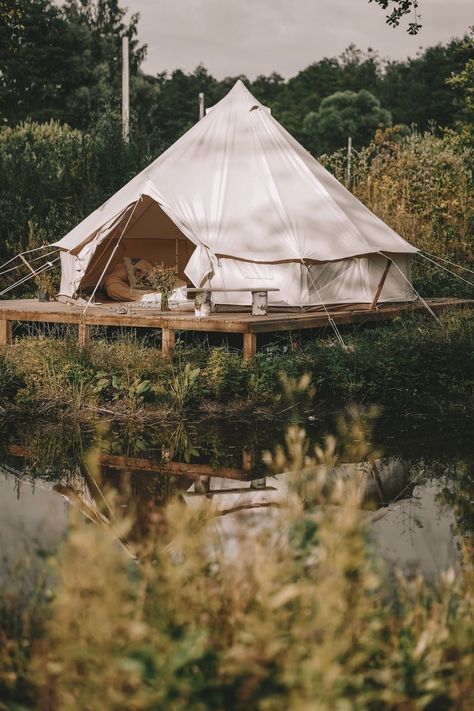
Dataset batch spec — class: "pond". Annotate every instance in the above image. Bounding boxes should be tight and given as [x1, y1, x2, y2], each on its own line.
[1, 410, 472, 592]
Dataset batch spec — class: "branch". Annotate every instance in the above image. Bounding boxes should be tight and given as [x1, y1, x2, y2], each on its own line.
[369, 0, 422, 35]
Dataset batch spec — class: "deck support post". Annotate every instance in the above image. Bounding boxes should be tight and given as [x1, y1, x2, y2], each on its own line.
[162, 327, 175, 357]
[0, 319, 12, 346]
[243, 332, 257, 360]
[78, 323, 90, 349]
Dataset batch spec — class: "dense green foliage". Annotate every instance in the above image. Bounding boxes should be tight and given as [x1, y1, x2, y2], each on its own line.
[0, 0, 145, 128]
[0, 1, 473, 274]
[303, 89, 392, 154]
[0, 114, 152, 259]
[0, 309, 473, 418]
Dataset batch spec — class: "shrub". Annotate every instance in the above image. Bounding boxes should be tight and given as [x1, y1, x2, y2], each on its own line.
[1, 415, 472, 709]
[321, 131, 474, 297]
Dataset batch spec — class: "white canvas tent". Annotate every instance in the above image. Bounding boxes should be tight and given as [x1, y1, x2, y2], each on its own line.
[53, 80, 417, 308]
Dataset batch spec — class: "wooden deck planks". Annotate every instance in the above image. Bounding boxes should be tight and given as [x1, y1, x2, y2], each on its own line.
[0, 298, 472, 355]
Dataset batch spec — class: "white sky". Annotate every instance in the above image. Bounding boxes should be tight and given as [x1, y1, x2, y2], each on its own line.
[125, 0, 473, 79]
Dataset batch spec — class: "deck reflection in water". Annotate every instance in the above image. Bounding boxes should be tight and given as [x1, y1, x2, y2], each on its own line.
[1, 437, 461, 579]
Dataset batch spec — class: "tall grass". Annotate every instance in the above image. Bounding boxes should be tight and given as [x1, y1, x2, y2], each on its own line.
[322, 131, 474, 298]
[1, 410, 472, 709]
[1, 308, 474, 419]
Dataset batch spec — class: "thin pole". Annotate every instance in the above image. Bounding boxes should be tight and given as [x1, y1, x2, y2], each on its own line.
[347, 136, 352, 186]
[370, 258, 391, 310]
[122, 35, 129, 142]
[83, 198, 142, 314]
[199, 92, 205, 120]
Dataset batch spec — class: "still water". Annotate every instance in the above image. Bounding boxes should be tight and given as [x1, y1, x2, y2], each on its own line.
[1, 412, 472, 588]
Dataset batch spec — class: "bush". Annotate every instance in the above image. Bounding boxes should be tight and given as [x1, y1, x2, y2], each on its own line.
[321, 131, 474, 297]
[1, 416, 472, 709]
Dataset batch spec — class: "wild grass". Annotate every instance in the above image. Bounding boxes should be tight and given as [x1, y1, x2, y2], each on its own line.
[0, 410, 473, 710]
[1, 308, 472, 420]
[321, 131, 474, 298]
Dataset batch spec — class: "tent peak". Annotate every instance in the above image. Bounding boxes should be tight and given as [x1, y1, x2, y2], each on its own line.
[229, 79, 255, 96]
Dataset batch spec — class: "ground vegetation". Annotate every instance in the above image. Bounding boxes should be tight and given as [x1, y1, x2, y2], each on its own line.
[0, 309, 473, 420]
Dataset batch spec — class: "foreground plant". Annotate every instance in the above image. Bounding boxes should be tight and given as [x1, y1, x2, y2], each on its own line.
[0, 409, 470, 710]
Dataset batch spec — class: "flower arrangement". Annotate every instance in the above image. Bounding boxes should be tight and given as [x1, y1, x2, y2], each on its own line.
[144, 264, 178, 311]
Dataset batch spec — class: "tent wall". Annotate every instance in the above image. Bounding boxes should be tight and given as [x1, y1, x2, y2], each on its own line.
[205, 253, 413, 307]
[57, 190, 414, 306]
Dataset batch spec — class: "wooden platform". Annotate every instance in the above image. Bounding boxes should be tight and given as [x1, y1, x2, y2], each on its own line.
[0, 298, 471, 359]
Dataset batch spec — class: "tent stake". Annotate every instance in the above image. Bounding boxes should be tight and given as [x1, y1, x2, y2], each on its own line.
[370, 258, 391, 310]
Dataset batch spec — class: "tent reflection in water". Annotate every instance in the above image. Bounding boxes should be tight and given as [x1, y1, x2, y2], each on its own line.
[54, 80, 417, 309]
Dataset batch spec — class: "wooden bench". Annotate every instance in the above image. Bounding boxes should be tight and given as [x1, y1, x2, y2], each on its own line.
[186, 287, 280, 317]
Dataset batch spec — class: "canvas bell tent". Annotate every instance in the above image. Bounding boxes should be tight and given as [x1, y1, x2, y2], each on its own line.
[53, 80, 417, 308]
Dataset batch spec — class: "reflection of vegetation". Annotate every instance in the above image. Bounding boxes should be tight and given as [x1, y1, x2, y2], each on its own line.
[439, 460, 474, 554]
[1, 417, 473, 709]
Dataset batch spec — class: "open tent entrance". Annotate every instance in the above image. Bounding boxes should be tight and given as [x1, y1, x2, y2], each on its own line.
[78, 196, 195, 293]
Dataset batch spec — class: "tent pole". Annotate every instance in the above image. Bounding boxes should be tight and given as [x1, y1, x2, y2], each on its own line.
[370, 258, 391, 310]
[83, 198, 142, 314]
[122, 36, 129, 142]
[347, 136, 352, 186]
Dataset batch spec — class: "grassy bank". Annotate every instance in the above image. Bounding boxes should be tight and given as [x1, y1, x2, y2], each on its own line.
[1, 417, 472, 710]
[0, 309, 473, 421]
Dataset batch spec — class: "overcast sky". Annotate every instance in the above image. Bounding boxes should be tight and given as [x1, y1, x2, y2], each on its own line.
[124, 0, 473, 79]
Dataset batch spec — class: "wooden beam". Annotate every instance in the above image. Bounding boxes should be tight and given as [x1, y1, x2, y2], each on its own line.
[243, 332, 257, 360]
[19, 254, 37, 276]
[162, 327, 175, 356]
[242, 447, 253, 471]
[78, 323, 90, 348]
[370, 258, 392, 310]
[0, 319, 12, 346]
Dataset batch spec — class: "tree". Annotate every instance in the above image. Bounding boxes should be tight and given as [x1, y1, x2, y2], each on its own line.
[379, 36, 474, 130]
[369, 0, 422, 34]
[0, 0, 146, 128]
[303, 89, 391, 155]
[446, 30, 474, 136]
[0, 0, 23, 50]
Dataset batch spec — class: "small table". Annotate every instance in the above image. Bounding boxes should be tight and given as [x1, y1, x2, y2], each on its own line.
[186, 287, 280, 317]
